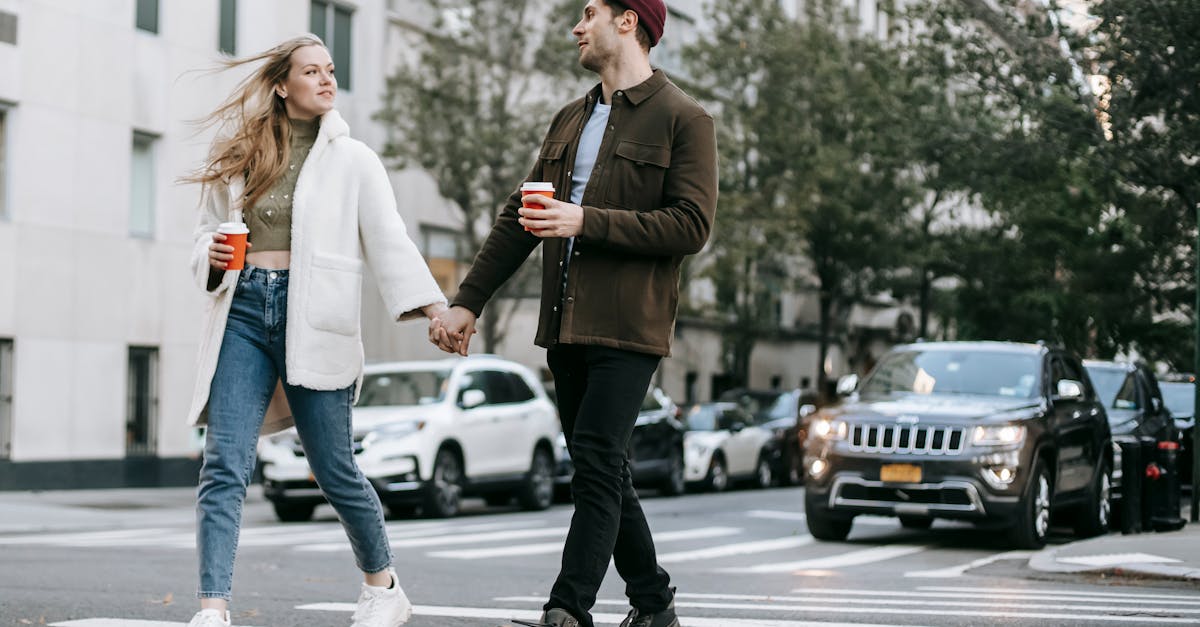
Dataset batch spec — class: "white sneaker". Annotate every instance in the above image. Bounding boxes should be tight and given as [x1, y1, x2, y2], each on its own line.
[187, 609, 231, 627]
[350, 569, 413, 627]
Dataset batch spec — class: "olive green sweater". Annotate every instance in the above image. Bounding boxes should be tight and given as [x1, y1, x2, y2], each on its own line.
[245, 118, 319, 251]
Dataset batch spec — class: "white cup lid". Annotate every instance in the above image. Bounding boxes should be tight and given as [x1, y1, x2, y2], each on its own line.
[217, 221, 249, 234]
[520, 182, 555, 192]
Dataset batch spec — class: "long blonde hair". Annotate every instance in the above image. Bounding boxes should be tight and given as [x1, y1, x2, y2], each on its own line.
[183, 35, 327, 211]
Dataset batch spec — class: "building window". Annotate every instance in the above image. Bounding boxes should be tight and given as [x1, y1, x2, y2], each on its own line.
[310, 1, 353, 91]
[130, 132, 157, 238]
[136, 0, 159, 34]
[219, 0, 237, 55]
[0, 339, 12, 460]
[0, 10, 17, 45]
[421, 226, 463, 295]
[127, 347, 159, 456]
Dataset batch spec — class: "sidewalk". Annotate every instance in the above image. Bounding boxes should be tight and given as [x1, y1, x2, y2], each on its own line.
[0, 486, 256, 534]
[1029, 520, 1200, 582]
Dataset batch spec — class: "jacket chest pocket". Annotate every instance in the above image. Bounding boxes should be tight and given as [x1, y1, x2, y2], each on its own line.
[607, 140, 670, 212]
[538, 140, 569, 193]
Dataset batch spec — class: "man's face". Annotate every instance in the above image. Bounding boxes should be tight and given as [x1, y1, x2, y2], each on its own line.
[572, 0, 621, 73]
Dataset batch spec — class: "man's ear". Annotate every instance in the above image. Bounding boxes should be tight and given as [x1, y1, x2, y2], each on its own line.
[617, 9, 640, 36]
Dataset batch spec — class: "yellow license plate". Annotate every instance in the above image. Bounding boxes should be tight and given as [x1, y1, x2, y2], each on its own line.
[880, 463, 921, 483]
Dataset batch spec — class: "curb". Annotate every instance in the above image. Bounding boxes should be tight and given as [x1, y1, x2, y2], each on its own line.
[1028, 535, 1200, 582]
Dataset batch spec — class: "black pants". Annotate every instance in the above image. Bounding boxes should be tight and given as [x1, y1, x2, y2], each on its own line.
[546, 344, 673, 627]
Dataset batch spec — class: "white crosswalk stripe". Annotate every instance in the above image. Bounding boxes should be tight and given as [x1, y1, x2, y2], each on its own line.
[720, 543, 928, 573]
[428, 526, 742, 559]
[498, 590, 1200, 624]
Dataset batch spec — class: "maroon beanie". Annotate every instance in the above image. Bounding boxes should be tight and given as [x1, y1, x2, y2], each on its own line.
[613, 0, 667, 47]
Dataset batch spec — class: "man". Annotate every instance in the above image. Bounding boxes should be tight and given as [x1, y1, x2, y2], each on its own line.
[430, 1, 716, 625]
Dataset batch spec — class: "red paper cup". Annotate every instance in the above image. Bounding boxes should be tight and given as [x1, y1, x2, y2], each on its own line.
[218, 222, 249, 270]
[520, 182, 555, 232]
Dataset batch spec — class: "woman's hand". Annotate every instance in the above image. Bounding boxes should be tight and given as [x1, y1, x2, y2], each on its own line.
[207, 232, 251, 270]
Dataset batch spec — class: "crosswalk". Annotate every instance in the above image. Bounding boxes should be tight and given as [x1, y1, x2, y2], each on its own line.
[47, 585, 1200, 626]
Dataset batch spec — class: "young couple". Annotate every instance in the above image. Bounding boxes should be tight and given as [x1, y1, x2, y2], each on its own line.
[184, 2, 716, 626]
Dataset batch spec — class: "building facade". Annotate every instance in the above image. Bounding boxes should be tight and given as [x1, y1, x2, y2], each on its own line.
[0, 0, 908, 489]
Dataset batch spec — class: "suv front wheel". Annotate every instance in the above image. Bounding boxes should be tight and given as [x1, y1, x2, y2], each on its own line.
[1008, 459, 1052, 549]
[1072, 459, 1111, 538]
[424, 448, 464, 518]
[517, 447, 555, 511]
[804, 489, 853, 541]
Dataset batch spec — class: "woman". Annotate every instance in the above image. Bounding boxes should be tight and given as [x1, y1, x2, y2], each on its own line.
[182, 35, 449, 627]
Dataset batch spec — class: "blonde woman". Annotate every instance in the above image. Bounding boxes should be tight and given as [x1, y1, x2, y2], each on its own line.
[182, 35, 449, 627]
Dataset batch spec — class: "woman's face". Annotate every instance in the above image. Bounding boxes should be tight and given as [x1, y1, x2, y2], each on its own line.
[277, 45, 336, 120]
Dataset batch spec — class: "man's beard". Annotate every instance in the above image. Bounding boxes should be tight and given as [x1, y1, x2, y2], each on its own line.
[579, 45, 609, 73]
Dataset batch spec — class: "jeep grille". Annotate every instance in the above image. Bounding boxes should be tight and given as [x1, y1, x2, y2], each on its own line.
[847, 424, 966, 455]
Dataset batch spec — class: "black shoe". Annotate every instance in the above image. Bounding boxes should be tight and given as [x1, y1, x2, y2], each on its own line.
[619, 595, 680, 627]
[512, 608, 581, 627]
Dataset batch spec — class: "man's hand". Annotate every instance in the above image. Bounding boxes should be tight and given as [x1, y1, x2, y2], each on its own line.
[429, 305, 477, 356]
[518, 195, 584, 238]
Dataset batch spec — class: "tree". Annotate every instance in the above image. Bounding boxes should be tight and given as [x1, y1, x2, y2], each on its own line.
[376, 0, 587, 352]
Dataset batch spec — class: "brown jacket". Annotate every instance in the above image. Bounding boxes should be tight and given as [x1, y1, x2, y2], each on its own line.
[452, 70, 718, 356]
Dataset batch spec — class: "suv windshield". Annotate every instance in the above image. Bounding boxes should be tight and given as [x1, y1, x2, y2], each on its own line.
[1085, 366, 1137, 410]
[860, 350, 1040, 399]
[358, 370, 450, 407]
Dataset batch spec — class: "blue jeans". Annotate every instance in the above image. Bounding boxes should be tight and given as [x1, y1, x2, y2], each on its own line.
[196, 265, 393, 601]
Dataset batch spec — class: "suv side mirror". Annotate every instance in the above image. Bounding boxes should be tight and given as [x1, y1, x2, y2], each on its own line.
[460, 388, 487, 409]
[836, 374, 859, 396]
[1055, 379, 1084, 401]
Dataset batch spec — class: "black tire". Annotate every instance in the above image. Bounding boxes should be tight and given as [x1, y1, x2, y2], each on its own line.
[1073, 459, 1112, 538]
[781, 446, 802, 486]
[705, 454, 730, 492]
[1008, 458, 1052, 549]
[483, 493, 513, 508]
[659, 447, 686, 497]
[754, 454, 773, 489]
[272, 502, 316, 523]
[386, 503, 418, 519]
[423, 448, 463, 518]
[899, 515, 934, 530]
[517, 447, 555, 511]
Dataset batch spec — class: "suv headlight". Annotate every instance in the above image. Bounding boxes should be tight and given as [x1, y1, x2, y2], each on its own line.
[972, 424, 1025, 447]
[362, 420, 426, 448]
[810, 418, 848, 441]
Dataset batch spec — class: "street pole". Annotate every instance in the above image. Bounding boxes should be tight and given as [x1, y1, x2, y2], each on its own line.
[1194, 205, 1200, 522]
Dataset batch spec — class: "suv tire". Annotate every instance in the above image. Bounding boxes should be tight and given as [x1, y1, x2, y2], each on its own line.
[754, 454, 773, 490]
[517, 447, 555, 511]
[660, 447, 686, 497]
[899, 515, 934, 530]
[272, 502, 316, 523]
[1073, 459, 1112, 538]
[424, 448, 463, 518]
[804, 490, 853, 541]
[1008, 458, 1052, 549]
[705, 454, 729, 492]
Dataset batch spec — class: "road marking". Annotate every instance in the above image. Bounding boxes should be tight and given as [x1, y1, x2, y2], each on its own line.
[789, 587, 1200, 606]
[659, 536, 815, 563]
[297, 603, 907, 626]
[658, 592, 1200, 614]
[917, 585, 1200, 602]
[904, 550, 1034, 578]
[48, 614, 262, 619]
[496, 596, 1200, 623]
[427, 526, 742, 560]
[723, 544, 927, 573]
[0, 528, 177, 546]
[299, 526, 570, 552]
[50, 621, 264, 627]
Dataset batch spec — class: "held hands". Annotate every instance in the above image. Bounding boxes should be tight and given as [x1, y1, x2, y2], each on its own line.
[208, 232, 252, 270]
[428, 305, 477, 356]
[518, 195, 584, 238]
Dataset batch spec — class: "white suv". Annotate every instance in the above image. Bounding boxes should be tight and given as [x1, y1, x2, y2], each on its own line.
[258, 355, 560, 521]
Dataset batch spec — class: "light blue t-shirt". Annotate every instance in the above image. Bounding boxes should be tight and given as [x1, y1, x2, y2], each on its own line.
[561, 102, 612, 294]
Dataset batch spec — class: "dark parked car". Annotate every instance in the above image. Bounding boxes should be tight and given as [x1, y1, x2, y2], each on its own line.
[1159, 373, 1195, 486]
[1082, 361, 1174, 441]
[554, 387, 686, 498]
[804, 341, 1112, 549]
[718, 388, 815, 485]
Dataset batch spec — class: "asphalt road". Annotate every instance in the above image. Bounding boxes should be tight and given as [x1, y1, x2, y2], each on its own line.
[2, 485, 1199, 626]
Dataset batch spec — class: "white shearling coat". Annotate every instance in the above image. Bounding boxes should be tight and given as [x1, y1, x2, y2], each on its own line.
[186, 110, 446, 435]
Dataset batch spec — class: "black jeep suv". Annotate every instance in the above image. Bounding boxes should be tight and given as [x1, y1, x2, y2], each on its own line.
[804, 341, 1112, 549]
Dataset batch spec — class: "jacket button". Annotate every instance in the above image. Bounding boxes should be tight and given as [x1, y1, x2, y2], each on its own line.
[573, 251, 580, 257]
[566, 297, 574, 304]
[553, 306, 559, 312]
